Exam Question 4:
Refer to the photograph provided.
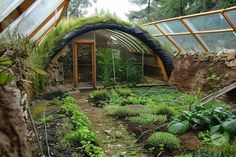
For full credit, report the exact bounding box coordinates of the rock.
[227,52,236,61]
[229,59,236,67]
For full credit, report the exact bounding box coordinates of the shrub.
[89,89,110,106]
[146,132,180,150]
[127,114,167,125]
[115,88,132,97]
[155,105,176,118]
[105,105,139,118]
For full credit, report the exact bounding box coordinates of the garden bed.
[89,86,236,157]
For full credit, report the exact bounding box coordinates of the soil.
[73,91,202,157]
[29,91,203,157]
[28,103,78,157]
[123,120,201,157]
[169,53,236,93]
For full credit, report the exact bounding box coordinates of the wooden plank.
[28,1,65,39]
[0,0,35,32]
[93,43,97,87]
[154,24,182,52]
[200,82,236,105]
[180,18,209,52]
[36,0,69,43]
[221,11,236,32]
[144,6,236,25]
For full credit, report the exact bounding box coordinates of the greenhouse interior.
[0,0,236,157]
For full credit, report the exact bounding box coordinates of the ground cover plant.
[29,96,105,157]
[59,96,105,157]
[89,86,235,156]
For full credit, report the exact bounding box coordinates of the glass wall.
[143,7,236,53]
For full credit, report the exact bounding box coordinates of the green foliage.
[154,105,176,118]
[96,48,142,86]
[67,0,94,17]
[206,73,221,93]
[96,48,114,86]
[115,88,132,97]
[146,132,180,150]
[168,105,236,147]
[38,14,133,66]
[0,33,46,93]
[0,72,13,86]
[128,0,236,23]
[39,114,53,124]
[105,105,139,118]
[222,119,236,135]
[90,89,110,102]
[168,120,189,135]
[127,114,167,125]
[178,140,236,157]
[59,96,105,156]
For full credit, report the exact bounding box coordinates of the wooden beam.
[0,0,35,32]
[28,1,66,39]
[221,11,236,32]
[155,55,169,81]
[180,19,209,52]
[154,24,182,52]
[144,6,236,26]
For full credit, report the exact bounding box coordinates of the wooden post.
[73,42,78,88]
[155,55,169,81]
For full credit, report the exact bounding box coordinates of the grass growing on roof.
[38,14,133,66]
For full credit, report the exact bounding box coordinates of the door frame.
[73,40,96,89]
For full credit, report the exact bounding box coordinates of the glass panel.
[158,20,189,33]
[5,0,64,36]
[146,25,161,35]
[226,10,236,25]
[184,13,231,31]
[0,0,24,22]
[199,32,236,52]
[171,35,204,52]
[156,36,177,51]
[32,8,62,40]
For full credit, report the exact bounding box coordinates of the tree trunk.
[180,0,184,16]
[0,81,29,157]
[202,0,207,12]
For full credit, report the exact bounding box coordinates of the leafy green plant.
[115,87,132,97]
[127,114,167,125]
[59,96,105,156]
[39,113,53,124]
[168,105,236,137]
[206,73,221,93]
[89,89,110,106]
[146,132,180,150]
[96,48,114,86]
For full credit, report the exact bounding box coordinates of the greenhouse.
[0,0,236,157]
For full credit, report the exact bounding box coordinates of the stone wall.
[169,52,236,93]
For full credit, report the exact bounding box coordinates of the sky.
[87,0,140,20]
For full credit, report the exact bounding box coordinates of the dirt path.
[70,92,148,157]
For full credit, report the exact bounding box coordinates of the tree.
[127,0,236,23]
[66,0,96,17]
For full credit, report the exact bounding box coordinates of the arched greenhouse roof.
[38,15,174,77]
